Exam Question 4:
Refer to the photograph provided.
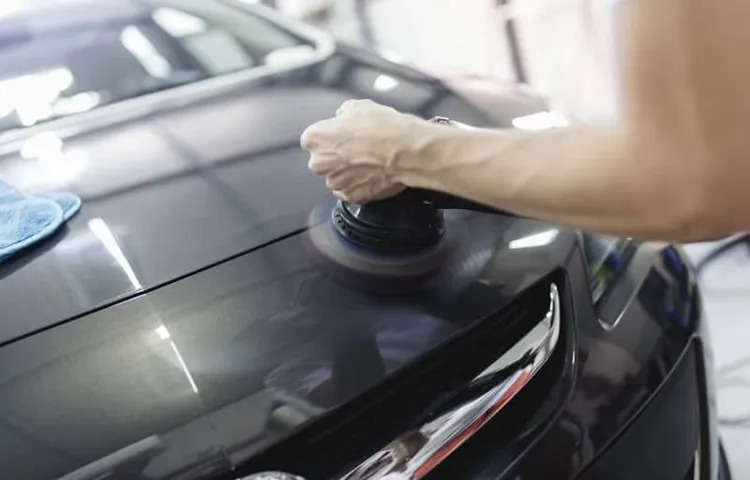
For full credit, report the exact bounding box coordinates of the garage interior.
[270,0,750,475]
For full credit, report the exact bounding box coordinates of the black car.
[0,1,732,479]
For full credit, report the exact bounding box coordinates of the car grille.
[233,273,569,479]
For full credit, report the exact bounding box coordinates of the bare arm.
[392,0,750,242]
[303,0,750,242]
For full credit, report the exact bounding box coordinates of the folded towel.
[0,181,81,263]
[36,192,82,221]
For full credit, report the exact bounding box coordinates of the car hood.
[0,84,334,345]
[0,44,546,346]
[0,43,569,480]
[0,212,576,480]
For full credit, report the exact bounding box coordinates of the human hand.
[300,99,425,204]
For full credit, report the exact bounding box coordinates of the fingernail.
[300,135,314,151]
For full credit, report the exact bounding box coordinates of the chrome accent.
[693,443,701,480]
[597,284,641,332]
[595,244,655,331]
[430,116,452,125]
[341,283,561,480]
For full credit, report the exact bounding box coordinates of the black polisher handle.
[403,188,519,216]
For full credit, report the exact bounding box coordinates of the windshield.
[0,0,312,134]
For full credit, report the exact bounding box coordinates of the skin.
[301,0,750,242]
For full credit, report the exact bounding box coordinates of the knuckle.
[308,156,325,174]
[301,117,341,146]
[342,98,362,108]
[310,153,341,175]
[338,98,373,114]
[300,126,320,151]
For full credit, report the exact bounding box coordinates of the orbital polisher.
[304,117,520,295]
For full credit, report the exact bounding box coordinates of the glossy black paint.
[0,23,548,346]
[0,43,522,344]
[0,3,719,480]
[229,242,706,480]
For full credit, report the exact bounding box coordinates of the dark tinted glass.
[0,0,311,133]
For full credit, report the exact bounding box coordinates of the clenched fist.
[300,99,426,204]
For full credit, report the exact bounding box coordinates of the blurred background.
[244,0,621,124]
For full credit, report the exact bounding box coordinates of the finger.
[300,124,321,152]
[308,153,344,175]
[333,189,364,204]
[341,185,380,205]
[300,117,340,151]
[327,174,371,195]
[332,178,402,205]
[336,99,361,116]
[327,165,404,199]
[325,166,373,191]
[336,98,376,116]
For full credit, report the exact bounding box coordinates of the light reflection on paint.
[120,26,173,79]
[0,68,75,126]
[154,324,199,394]
[19,132,87,184]
[155,325,171,340]
[170,340,199,394]
[88,218,142,290]
[509,229,559,249]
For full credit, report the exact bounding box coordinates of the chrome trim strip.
[341,283,561,480]
[597,282,641,332]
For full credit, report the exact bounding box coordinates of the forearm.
[394,123,718,242]
[304,0,750,240]
[394,0,750,242]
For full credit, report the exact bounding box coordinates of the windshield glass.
[0,0,312,134]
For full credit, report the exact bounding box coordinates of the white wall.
[507,0,621,122]
[315,0,622,123]
[360,0,622,123]
[368,0,513,81]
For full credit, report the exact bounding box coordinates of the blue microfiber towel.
[36,192,82,221]
[0,181,81,264]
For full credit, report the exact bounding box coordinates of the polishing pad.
[333,198,445,254]
[303,199,479,295]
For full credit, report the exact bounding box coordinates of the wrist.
[390,120,453,189]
